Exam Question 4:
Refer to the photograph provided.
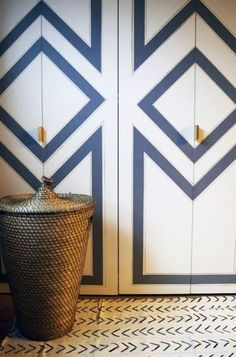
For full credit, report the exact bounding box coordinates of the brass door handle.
[194,124,200,141]
[38,126,46,143]
[194,125,204,142]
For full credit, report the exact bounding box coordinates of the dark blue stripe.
[41,39,104,162]
[52,129,100,186]
[42,38,103,100]
[133,128,191,284]
[139,48,236,163]
[0,2,41,56]
[90,0,102,71]
[0,130,103,285]
[138,50,196,161]
[0,39,41,95]
[196,0,236,53]
[133,129,145,282]
[194,110,236,162]
[141,49,195,102]
[90,127,103,285]
[0,144,41,190]
[41,0,101,71]
[52,128,103,285]
[194,145,236,199]
[134,127,193,198]
[134,0,195,70]
[1,38,104,162]
[0,107,43,160]
[191,274,236,284]
[133,0,145,71]
[196,49,236,103]
[134,0,236,71]
[133,128,236,284]
[133,127,236,201]
[134,274,236,285]
[0,1,101,71]
[42,100,102,162]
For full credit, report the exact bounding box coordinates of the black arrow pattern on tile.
[78,344,87,354]
[3,339,236,354]
[2,296,236,355]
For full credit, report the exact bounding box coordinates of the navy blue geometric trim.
[0,128,103,285]
[139,48,236,163]
[134,0,195,70]
[0,107,42,159]
[41,39,104,162]
[52,127,103,285]
[191,274,236,284]
[196,50,236,103]
[194,111,235,161]
[0,38,104,162]
[0,2,42,56]
[42,1,102,71]
[194,145,236,199]
[134,0,236,70]
[0,143,41,190]
[196,0,236,53]
[133,127,236,200]
[0,0,102,71]
[133,128,236,284]
[0,39,41,95]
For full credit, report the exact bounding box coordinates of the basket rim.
[0,193,95,214]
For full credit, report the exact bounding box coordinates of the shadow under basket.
[0,177,95,340]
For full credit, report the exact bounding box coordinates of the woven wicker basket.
[0,177,95,340]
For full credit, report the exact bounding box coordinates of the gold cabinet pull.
[194,124,205,142]
[194,124,200,141]
[38,126,46,143]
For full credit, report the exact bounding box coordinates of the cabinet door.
[119,0,195,294]
[191,2,236,293]
[0,1,44,288]
[42,0,118,295]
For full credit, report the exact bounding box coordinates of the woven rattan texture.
[0,206,94,340]
[0,188,95,214]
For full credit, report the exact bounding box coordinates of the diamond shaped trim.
[139,48,236,162]
[1,38,104,162]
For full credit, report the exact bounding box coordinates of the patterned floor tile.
[0,296,236,356]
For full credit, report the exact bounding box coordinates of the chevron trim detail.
[0,128,103,285]
[0,0,102,71]
[133,128,236,285]
[134,0,236,70]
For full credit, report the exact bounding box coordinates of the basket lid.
[0,176,95,214]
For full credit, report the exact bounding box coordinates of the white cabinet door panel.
[119,0,195,294]
[191,0,236,293]
[192,163,236,274]
[0,0,118,295]
[42,0,118,295]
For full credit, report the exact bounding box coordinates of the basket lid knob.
[42,176,54,187]
[0,176,95,214]
[32,176,58,201]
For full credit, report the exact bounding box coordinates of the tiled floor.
[0,295,236,356]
